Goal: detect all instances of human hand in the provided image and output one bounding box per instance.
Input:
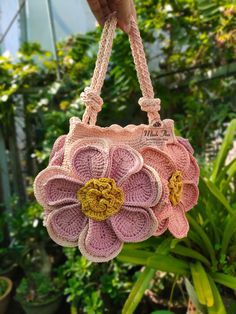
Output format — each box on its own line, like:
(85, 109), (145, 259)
(87, 0), (136, 33)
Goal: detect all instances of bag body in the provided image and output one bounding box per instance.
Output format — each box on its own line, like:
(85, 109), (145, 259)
(34, 15), (199, 262)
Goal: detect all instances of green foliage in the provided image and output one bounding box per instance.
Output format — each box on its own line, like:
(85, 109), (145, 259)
(119, 119), (236, 314)
(122, 266), (156, 314)
(1, 201), (61, 278)
(16, 272), (61, 304)
(0, 278), (8, 296)
(1, 1), (236, 313)
(150, 311), (174, 314)
(61, 248), (134, 313)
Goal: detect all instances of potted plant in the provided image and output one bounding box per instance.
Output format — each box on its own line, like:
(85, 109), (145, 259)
(15, 272), (63, 314)
(0, 276), (13, 314)
(0, 247), (19, 279)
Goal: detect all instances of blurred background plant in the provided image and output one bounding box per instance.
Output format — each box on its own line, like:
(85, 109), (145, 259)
(0, 0), (235, 313)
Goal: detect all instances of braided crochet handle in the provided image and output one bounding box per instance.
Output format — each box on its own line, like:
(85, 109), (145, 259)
(81, 14), (161, 126)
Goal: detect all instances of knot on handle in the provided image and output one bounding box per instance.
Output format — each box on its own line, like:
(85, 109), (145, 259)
(81, 87), (103, 112)
(138, 97), (161, 125)
(81, 87), (103, 125)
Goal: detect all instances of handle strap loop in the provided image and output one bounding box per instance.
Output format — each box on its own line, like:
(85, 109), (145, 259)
(81, 14), (161, 125)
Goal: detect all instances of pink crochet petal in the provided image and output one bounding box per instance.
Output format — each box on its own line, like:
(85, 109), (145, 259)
(110, 206), (157, 242)
(69, 140), (109, 183)
(44, 176), (82, 207)
(164, 142), (190, 173)
(180, 183), (199, 211)
(49, 135), (66, 163)
(47, 204), (87, 246)
(153, 201), (173, 220)
(78, 220), (123, 262)
(154, 218), (169, 236)
(153, 200), (173, 236)
(177, 137), (194, 155)
(141, 147), (176, 180)
(182, 154), (200, 184)
(34, 166), (79, 208)
(121, 165), (162, 207)
(49, 135), (66, 166)
(168, 205), (189, 238)
(50, 150), (64, 166)
(109, 145), (143, 185)
(154, 179), (170, 211)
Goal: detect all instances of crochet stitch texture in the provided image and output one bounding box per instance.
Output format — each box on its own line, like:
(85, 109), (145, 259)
(34, 138), (161, 262)
(33, 14), (200, 262)
(141, 138), (199, 239)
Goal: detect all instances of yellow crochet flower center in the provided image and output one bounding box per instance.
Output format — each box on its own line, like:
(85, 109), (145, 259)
(168, 170), (183, 206)
(77, 178), (124, 221)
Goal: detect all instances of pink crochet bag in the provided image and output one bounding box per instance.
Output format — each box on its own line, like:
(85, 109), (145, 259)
(34, 15), (199, 262)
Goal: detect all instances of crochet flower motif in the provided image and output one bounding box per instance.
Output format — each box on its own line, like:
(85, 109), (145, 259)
(140, 139), (199, 239)
(34, 138), (161, 262)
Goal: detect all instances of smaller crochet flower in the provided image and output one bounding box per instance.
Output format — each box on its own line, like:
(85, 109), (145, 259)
(34, 138), (162, 262)
(141, 139), (199, 238)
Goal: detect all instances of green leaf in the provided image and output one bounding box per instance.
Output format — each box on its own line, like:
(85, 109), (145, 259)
(170, 244), (211, 268)
(118, 249), (189, 274)
(211, 119), (236, 182)
(207, 275), (227, 314)
(155, 238), (172, 254)
(117, 248), (152, 265)
(187, 214), (217, 267)
(211, 273), (236, 290)
(190, 262), (214, 307)
(150, 311), (175, 314)
(221, 216), (236, 256)
(122, 266), (155, 314)
(221, 159), (236, 193)
(203, 179), (236, 216)
(147, 254), (189, 275)
(217, 158), (236, 187)
(185, 278), (206, 314)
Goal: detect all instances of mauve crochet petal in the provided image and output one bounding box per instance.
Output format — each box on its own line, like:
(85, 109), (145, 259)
(121, 165), (162, 208)
(34, 166), (80, 209)
(108, 145), (143, 185)
(44, 176), (82, 207)
(47, 204), (87, 246)
(180, 183), (199, 212)
(168, 205), (189, 238)
(78, 220), (123, 262)
(69, 143), (109, 183)
(110, 206), (157, 242)
(141, 147), (176, 180)
(182, 154), (200, 184)
(164, 142), (190, 173)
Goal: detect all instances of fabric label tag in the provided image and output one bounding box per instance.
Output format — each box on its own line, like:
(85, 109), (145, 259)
(140, 124), (174, 148)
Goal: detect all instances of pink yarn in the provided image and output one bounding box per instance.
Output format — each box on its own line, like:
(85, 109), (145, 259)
(34, 139), (161, 262)
(49, 135), (66, 166)
(141, 141), (199, 238)
(34, 14), (200, 262)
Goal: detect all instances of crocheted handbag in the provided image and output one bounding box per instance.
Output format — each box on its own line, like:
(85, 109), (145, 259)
(34, 14), (199, 262)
